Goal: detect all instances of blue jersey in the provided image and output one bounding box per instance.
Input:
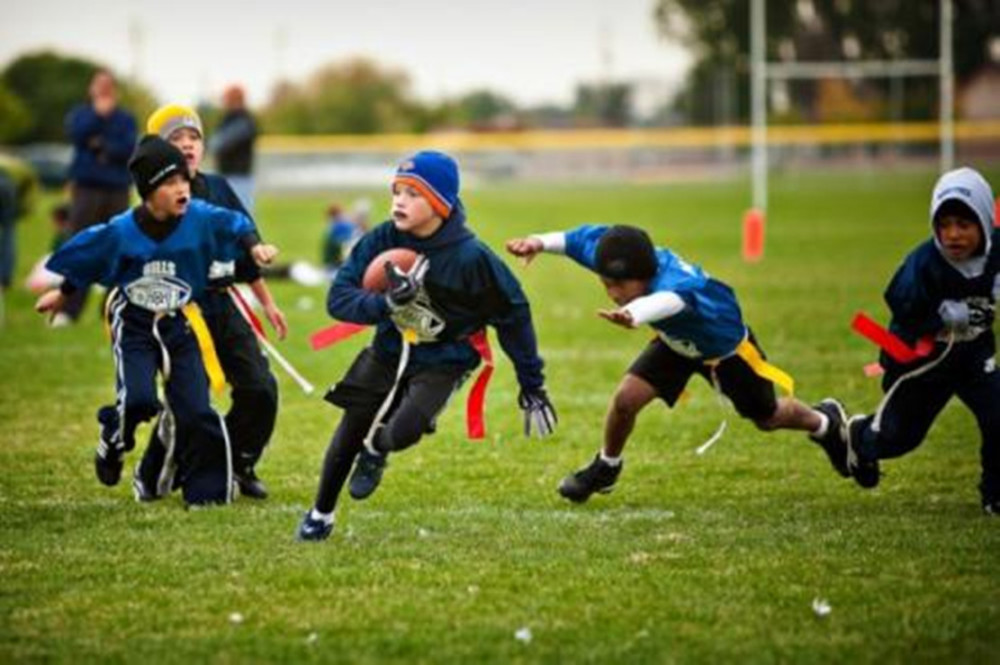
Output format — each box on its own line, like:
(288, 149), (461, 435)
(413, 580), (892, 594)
(563, 225), (747, 359)
(328, 202), (545, 390)
(46, 199), (254, 313)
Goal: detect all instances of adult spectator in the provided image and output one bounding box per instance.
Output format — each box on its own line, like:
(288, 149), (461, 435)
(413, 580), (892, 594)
(63, 69), (137, 322)
(210, 85), (257, 214)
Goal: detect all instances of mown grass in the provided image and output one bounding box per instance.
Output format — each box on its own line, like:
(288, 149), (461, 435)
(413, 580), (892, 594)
(2, 167), (999, 663)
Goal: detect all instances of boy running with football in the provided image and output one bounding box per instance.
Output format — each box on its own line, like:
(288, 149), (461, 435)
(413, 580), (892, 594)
(297, 151), (556, 541)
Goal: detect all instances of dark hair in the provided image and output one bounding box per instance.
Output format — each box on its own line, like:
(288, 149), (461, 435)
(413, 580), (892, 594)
(934, 199), (979, 226)
(595, 225), (658, 281)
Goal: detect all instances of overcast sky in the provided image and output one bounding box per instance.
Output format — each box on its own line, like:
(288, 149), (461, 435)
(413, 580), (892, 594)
(1, 0), (692, 111)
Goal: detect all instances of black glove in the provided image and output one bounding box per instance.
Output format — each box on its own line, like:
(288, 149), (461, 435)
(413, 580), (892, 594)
(518, 387), (557, 438)
(384, 256), (428, 309)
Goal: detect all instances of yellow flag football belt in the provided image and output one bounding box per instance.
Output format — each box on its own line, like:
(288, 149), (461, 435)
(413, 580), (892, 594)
(705, 337), (795, 396)
(182, 302), (226, 394)
(104, 290), (226, 394)
(733, 338), (795, 395)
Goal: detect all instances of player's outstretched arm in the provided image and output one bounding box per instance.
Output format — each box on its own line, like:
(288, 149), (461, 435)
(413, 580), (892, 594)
(249, 277), (288, 340)
(600, 292), (686, 330)
(505, 237), (545, 264)
(597, 308), (637, 329)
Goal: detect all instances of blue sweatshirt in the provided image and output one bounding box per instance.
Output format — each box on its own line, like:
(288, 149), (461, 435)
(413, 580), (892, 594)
(65, 104), (137, 189)
(327, 202), (545, 391)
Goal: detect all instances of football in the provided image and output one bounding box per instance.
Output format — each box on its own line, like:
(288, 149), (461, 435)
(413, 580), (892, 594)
(361, 247), (420, 292)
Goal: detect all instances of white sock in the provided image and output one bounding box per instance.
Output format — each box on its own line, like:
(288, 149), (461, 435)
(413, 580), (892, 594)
(600, 451), (622, 467)
(812, 412), (830, 438)
(310, 508), (335, 525)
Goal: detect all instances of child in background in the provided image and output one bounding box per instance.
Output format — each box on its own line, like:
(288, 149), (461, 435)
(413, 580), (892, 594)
(36, 136), (277, 506)
(297, 151), (556, 541)
(507, 224), (849, 503)
(844, 167), (1000, 515)
(322, 202), (367, 277)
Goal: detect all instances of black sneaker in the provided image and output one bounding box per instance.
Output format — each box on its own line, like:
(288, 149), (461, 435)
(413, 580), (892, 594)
(296, 511), (334, 542)
(846, 415), (880, 489)
(558, 454), (622, 503)
(809, 398), (850, 478)
(349, 448), (388, 500)
(95, 406), (124, 487)
(983, 499), (1000, 516)
(235, 468), (269, 500)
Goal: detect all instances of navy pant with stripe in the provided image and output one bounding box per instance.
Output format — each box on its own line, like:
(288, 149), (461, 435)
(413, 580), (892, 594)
(109, 297), (232, 505)
(136, 288), (278, 493)
(854, 342), (1000, 503)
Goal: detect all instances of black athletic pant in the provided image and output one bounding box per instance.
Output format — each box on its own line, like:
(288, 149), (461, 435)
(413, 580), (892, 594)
(137, 288), (278, 490)
(314, 348), (466, 513)
(854, 341), (1000, 502)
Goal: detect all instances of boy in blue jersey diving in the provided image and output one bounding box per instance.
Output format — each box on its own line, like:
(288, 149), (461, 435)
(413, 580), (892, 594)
(507, 225), (849, 502)
(297, 151), (557, 541)
(844, 167), (1000, 514)
(127, 104), (286, 501)
(35, 136), (278, 506)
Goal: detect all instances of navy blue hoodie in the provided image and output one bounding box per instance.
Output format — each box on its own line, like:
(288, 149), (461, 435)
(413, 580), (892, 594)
(327, 202), (545, 391)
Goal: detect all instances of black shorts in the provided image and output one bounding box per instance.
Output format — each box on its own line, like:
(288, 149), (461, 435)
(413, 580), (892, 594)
(325, 347), (467, 425)
(628, 333), (778, 422)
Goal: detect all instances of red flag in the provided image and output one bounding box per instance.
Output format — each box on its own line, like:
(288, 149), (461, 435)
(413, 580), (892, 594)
(310, 322), (368, 350)
(229, 287), (266, 339)
(851, 312), (933, 364)
(466, 329), (494, 440)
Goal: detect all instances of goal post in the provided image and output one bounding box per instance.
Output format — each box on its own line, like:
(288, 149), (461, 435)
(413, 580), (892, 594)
(747, 0), (955, 240)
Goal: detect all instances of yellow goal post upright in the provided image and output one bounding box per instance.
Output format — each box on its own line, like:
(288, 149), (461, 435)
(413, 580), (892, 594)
(746, 0), (954, 258)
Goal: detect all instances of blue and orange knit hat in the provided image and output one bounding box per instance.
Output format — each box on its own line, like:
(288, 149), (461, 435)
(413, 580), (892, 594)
(393, 151), (460, 219)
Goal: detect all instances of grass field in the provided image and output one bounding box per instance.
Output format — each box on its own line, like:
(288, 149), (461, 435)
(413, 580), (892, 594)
(2, 168), (999, 663)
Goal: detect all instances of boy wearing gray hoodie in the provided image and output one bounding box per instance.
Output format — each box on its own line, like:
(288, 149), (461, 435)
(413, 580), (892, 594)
(847, 167), (1000, 515)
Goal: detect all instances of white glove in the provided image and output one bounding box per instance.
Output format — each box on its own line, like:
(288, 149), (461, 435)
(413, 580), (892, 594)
(938, 299), (970, 332)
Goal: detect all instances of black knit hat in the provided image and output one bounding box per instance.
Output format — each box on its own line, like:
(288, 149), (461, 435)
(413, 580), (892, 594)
(595, 225), (658, 280)
(128, 135), (189, 199)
